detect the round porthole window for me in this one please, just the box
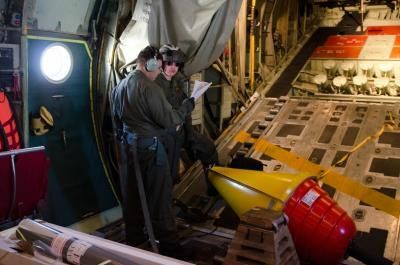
[40,43,73,84]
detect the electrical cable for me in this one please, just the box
[180,224,219,244]
[319,111,397,180]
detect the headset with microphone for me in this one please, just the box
[145,46,160,72]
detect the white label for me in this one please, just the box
[51,234,72,257]
[66,239,92,265]
[301,189,320,207]
[359,35,395,59]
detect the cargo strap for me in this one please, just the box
[234,129,400,217]
[129,136,159,253]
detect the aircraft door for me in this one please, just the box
[27,37,117,226]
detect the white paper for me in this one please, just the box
[191,80,212,100]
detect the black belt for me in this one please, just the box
[124,132,157,148]
[123,131,166,166]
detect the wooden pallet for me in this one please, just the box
[223,207,299,265]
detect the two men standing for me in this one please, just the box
[111,44,217,259]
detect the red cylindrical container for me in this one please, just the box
[283,178,356,265]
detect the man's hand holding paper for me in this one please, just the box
[191,80,212,101]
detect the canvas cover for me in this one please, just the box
[116,0,242,76]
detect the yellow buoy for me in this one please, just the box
[209,166,311,216]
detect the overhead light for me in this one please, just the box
[40,43,73,84]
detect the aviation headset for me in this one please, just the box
[145,46,160,72]
[31,106,54,136]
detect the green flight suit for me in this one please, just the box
[111,69,194,252]
[155,73,218,184]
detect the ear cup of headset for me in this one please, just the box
[145,57,159,72]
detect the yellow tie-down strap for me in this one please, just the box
[234,131,400,217]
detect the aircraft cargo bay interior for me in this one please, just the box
[0,1,399,265]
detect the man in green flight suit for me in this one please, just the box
[155,44,218,188]
[111,45,195,258]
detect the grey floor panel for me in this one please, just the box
[216,96,400,263]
